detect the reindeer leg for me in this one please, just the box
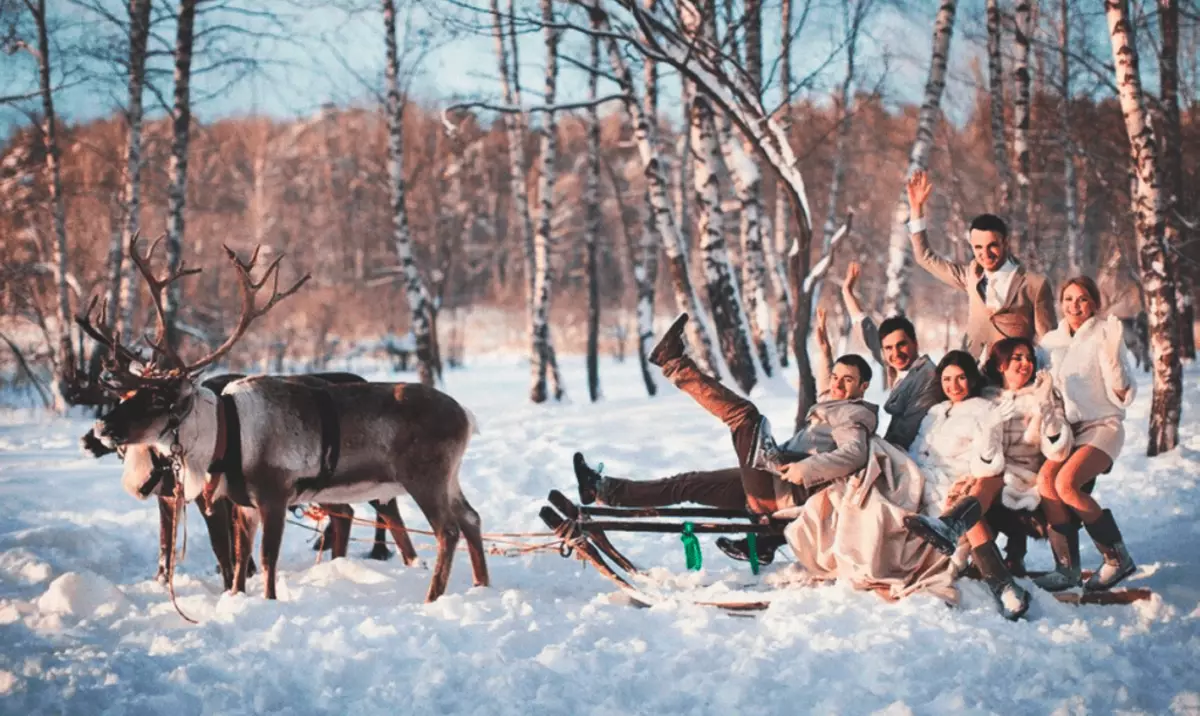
[374,499,420,565]
[259,502,287,600]
[231,506,257,594]
[455,497,490,588]
[409,488,458,602]
[199,495,236,591]
[156,495,175,584]
[324,503,352,559]
[366,499,394,561]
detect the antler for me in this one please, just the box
[127,233,202,372]
[75,295,140,370]
[183,245,310,374]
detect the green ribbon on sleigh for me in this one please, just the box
[681,522,702,571]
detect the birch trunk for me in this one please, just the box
[1059,0,1082,276]
[881,0,957,317]
[114,0,153,343]
[529,0,561,403]
[383,0,435,387]
[693,95,760,393]
[636,0,661,395]
[811,0,859,317]
[161,0,196,350]
[1157,0,1194,360]
[716,0,774,377]
[986,0,1013,216]
[1104,0,1182,456]
[585,17,602,402]
[23,0,75,409]
[597,5,721,376]
[769,0,795,367]
[1011,0,1033,256]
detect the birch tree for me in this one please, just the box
[112,0,153,344]
[585,10,602,401]
[528,0,561,403]
[1157,0,1194,360]
[1011,0,1033,256]
[986,0,1013,217]
[693,94,760,393]
[161,0,196,349]
[4,0,76,409]
[717,0,775,377]
[769,0,795,366]
[383,0,436,387]
[593,1,722,377]
[809,0,869,316]
[881,0,957,317]
[1103,0,1182,455]
[635,0,661,390]
[1058,0,1081,276]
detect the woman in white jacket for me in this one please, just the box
[904,351,1030,620]
[1032,276,1137,593]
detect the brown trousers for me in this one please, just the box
[601,355,786,512]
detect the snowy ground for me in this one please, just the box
[1,355,1198,715]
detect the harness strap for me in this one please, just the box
[206,394,251,507]
[314,387,340,484]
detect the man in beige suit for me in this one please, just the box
[906,171,1056,356]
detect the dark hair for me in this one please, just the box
[969,213,1009,239]
[983,337,1038,387]
[835,354,873,385]
[936,350,986,400]
[878,316,917,344]
[1060,275,1102,309]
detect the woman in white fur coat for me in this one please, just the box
[1033,276,1137,593]
[980,337,1074,512]
[904,351,1030,620]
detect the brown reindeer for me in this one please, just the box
[82,371,419,590]
[81,238,488,601]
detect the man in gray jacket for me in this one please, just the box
[841,262,941,451]
[573,313,879,564]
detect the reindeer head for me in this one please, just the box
[81,235,308,452]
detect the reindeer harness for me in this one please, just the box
[205,387,343,507]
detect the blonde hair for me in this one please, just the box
[1059,275,1102,309]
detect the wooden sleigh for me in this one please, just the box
[538,490,1153,612]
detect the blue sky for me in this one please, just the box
[0,0,1132,139]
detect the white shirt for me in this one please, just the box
[982,258,1018,310]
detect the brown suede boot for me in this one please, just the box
[648,313,690,367]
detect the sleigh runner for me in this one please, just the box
[538,489,1152,611]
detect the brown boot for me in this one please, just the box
[648,313,689,367]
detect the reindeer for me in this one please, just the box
[82,371,418,591]
[81,237,488,602]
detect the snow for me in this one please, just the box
[1,356,1199,714]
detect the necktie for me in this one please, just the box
[977,275,989,304]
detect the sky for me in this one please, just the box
[0,0,1157,140]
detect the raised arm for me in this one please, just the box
[906,171,968,291]
[841,262,884,367]
[1033,277,1058,337]
[1100,316,1137,408]
[813,308,834,396]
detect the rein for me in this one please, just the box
[165,428,198,624]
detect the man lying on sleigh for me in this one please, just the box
[572,312,965,614]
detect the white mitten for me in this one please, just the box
[1102,315,1126,370]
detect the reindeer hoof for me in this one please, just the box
[155,567,168,585]
[367,545,393,561]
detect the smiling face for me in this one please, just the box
[828,362,869,401]
[969,229,1008,272]
[1001,344,1036,391]
[940,364,972,403]
[1061,282,1097,332]
[880,329,918,372]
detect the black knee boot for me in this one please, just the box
[973,541,1031,621]
[1082,509,1136,592]
[1032,524,1081,592]
[904,498,983,556]
[716,534,787,566]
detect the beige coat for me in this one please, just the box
[782,437,957,603]
[910,229,1057,357]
